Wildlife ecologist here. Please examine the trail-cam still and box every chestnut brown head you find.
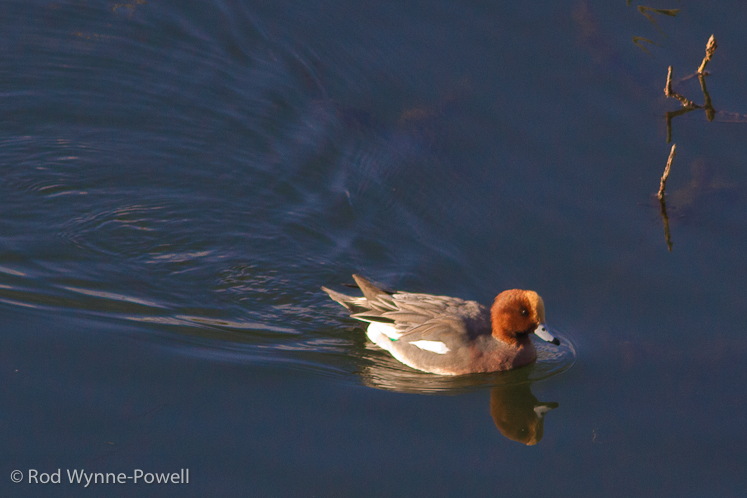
[490,290,559,346]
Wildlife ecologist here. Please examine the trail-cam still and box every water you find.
[2,1,747,496]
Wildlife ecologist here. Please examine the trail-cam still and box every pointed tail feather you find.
[321,286,357,311]
[352,274,388,302]
[323,275,397,315]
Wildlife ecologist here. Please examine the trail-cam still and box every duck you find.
[322,274,560,375]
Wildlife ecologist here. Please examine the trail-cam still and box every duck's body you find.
[322,275,559,376]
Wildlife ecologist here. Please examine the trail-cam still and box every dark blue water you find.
[2,1,747,496]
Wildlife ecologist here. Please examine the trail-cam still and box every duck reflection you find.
[357,346,559,445]
[489,382,558,445]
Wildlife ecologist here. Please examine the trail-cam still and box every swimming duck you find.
[322,274,559,375]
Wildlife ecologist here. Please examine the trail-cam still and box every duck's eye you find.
[519,308,528,317]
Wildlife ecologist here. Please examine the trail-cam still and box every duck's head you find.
[491,290,560,346]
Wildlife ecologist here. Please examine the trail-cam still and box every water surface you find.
[2,1,747,496]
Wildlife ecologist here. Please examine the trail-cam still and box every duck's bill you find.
[534,324,560,345]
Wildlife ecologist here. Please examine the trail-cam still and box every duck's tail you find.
[320,285,361,312]
[322,274,396,315]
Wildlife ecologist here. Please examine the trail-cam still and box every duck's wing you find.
[356,291,489,340]
[374,301,487,375]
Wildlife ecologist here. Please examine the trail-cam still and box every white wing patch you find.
[367,322,402,340]
[410,340,451,354]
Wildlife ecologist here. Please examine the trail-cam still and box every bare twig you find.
[664,65,675,97]
[656,35,720,253]
[697,34,718,74]
[664,36,721,140]
[664,66,697,108]
[658,144,677,200]
[658,144,677,252]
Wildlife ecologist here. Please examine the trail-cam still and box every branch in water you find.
[697,35,718,74]
[658,144,677,253]
[664,66,697,108]
[658,144,677,201]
